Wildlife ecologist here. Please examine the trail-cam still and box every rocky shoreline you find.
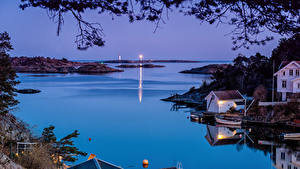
[11,57,123,74]
[179,64,229,74]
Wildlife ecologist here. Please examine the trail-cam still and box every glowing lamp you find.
[217,134,224,139]
[218,101,224,105]
[59,156,63,162]
[139,54,144,60]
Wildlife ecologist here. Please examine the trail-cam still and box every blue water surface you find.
[14,62,273,169]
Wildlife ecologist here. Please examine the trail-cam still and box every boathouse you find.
[274,61,300,101]
[205,90,246,113]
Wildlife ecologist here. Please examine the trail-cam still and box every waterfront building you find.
[274,61,300,101]
[205,90,246,113]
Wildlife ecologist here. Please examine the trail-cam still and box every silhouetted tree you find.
[0,32,19,114]
[271,33,300,68]
[42,125,57,143]
[19,0,300,50]
[212,53,272,95]
[41,125,87,166]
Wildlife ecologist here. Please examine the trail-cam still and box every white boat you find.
[215,116,242,126]
[283,133,300,140]
[190,114,199,121]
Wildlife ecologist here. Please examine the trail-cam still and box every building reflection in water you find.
[204,124,300,169]
[205,125,243,146]
[138,66,143,103]
[274,146,300,169]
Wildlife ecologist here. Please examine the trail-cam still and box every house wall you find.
[292,79,300,93]
[207,95,219,113]
[276,63,300,93]
[219,100,236,113]
[292,152,300,167]
[205,92,245,113]
[206,96,245,113]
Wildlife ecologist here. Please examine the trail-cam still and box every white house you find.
[205,90,246,113]
[274,61,300,101]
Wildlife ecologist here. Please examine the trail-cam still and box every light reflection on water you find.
[139,66,143,103]
[13,61,298,169]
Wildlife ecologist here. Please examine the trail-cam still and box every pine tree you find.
[0,32,19,114]
[42,125,57,143]
[41,125,87,166]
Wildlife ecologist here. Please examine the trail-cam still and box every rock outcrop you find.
[10,57,123,74]
[179,64,229,74]
[0,153,24,169]
[16,89,41,94]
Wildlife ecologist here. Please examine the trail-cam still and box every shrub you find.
[15,145,56,169]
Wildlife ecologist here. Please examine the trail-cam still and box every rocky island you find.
[11,56,123,74]
[179,64,229,74]
[17,89,41,94]
[116,64,165,68]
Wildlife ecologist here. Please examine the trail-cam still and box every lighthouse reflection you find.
[138,66,143,103]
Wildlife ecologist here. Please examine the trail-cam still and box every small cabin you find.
[205,90,245,113]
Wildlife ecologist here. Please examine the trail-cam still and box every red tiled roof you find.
[213,90,244,100]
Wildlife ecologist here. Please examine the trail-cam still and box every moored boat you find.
[215,116,242,126]
[190,114,199,121]
[282,133,300,140]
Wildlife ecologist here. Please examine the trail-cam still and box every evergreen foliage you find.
[199,34,300,97]
[41,125,87,165]
[0,32,19,114]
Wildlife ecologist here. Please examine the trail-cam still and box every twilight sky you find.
[0,0,283,61]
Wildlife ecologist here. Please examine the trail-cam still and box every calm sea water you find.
[14,62,278,169]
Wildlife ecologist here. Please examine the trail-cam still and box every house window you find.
[282,80,287,88]
[298,83,300,89]
[281,152,285,160]
[290,69,293,76]
[296,70,300,76]
[282,164,284,169]
[294,166,298,169]
[283,71,286,76]
[288,165,291,169]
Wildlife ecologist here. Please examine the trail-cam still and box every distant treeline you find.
[199,33,300,97]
